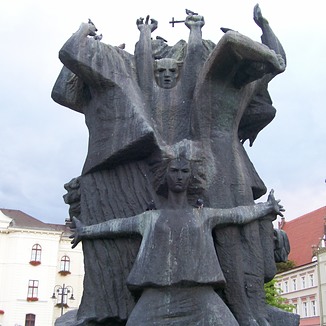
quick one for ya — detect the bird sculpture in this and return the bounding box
[94,34,103,41]
[88,18,98,31]
[156,36,168,42]
[185,9,198,16]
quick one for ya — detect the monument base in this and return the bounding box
[55,305,300,326]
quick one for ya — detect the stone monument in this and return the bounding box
[52,5,299,326]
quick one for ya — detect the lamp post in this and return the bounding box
[51,284,74,316]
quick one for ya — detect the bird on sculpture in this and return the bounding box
[185,9,198,16]
[117,43,125,49]
[156,36,168,42]
[194,198,204,209]
[220,27,236,33]
[146,200,157,211]
[94,34,103,41]
[88,18,98,31]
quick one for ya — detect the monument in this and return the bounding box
[52,5,299,326]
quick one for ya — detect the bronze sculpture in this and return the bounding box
[52,5,297,326]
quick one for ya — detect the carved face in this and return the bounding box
[154,58,182,89]
[166,158,191,193]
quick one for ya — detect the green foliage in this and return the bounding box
[276,260,296,273]
[264,279,295,312]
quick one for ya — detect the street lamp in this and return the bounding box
[51,284,75,316]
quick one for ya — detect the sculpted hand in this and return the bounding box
[253,4,268,29]
[137,15,158,32]
[276,53,286,72]
[185,15,205,30]
[69,216,85,249]
[267,189,285,217]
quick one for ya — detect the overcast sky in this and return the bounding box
[0,0,325,225]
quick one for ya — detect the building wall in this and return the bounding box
[317,248,326,326]
[0,223,84,326]
[276,263,320,326]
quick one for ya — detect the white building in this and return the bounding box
[0,209,84,326]
[276,206,326,326]
[317,247,326,326]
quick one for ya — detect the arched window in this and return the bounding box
[25,313,36,326]
[59,255,71,275]
[60,255,70,272]
[30,244,41,265]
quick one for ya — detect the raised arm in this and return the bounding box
[181,14,205,93]
[184,14,205,65]
[70,212,152,248]
[205,190,284,229]
[201,30,285,89]
[237,6,286,145]
[134,15,157,100]
[58,21,129,88]
[254,4,286,65]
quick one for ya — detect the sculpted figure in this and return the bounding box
[190,5,286,325]
[70,154,284,326]
[52,5,290,326]
[52,17,162,325]
[135,14,206,143]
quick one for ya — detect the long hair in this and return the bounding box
[148,140,206,199]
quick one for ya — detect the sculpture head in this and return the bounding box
[149,140,206,201]
[166,157,191,193]
[154,58,183,89]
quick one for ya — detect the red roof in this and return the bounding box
[282,207,326,267]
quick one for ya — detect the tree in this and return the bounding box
[276,260,296,273]
[264,279,295,312]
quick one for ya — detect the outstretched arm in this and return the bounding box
[206,189,284,229]
[70,212,151,248]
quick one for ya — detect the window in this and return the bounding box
[303,301,308,317]
[25,313,36,326]
[292,278,297,291]
[301,276,306,289]
[27,280,39,301]
[284,281,288,293]
[60,255,70,272]
[309,274,314,287]
[311,300,316,316]
[59,255,71,275]
[293,303,298,314]
[322,235,326,248]
[30,244,41,265]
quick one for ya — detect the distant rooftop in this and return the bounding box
[282,206,326,267]
[0,208,68,233]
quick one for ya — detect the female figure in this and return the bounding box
[70,156,284,326]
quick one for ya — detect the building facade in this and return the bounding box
[0,209,84,326]
[276,206,326,326]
